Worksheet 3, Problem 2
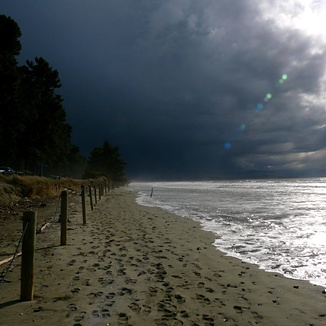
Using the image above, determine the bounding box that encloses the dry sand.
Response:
[1,187,326,326]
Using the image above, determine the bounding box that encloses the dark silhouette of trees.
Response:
[84,140,127,186]
[0,15,85,176]
[18,57,72,171]
[0,15,128,182]
[0,15,22,164]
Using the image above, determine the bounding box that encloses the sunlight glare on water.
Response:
[130,178,326,287]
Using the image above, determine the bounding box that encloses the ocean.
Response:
[130,179,326,288]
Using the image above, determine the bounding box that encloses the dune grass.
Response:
[0,175,108,206]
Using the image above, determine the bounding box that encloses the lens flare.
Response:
[223,74,287,150]
[256,103,263,111]
[224,142,231,150]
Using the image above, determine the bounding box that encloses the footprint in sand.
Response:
[179,310,189,318]
[101,309,110,318]
[174,294,186,304]
[195,293,211,305]
[197,282,205,288]
[148,286,159,296]
[92,310,100,318]
[205,287,215,293]
[128,302,141,313]
[213,297,226,307]
[87,291,104,298]
[90,308,110,318]
[73,311,86,322]
[202,314,215,324]
[118,312,129,324]
[105,300,116,307]
[98,277,114,286]
[117,267,126,276]
[67,303,78,311]
[251,311,263,320]
[71,288,80,294]
[118,287,133,296]
[82,279,90,286]
[233,305,249,314]
[125,277,137,284]
[91,245,100,249]
[142,305,152,315]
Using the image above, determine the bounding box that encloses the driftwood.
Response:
[1,221,50,266]
[0,252,22,266]
[37,222,51,234]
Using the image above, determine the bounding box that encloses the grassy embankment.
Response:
[0,174,107,207]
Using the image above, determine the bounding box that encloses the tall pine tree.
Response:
[84,140,127,185]
[0,15,22,164]
[0,15,85,177]
[18,57,72,172]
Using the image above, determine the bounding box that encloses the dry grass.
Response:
[0,175,108,207]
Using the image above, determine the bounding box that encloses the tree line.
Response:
[0,15,127,184]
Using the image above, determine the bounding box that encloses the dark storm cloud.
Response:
[2,0,326,179]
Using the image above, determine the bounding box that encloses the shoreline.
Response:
[133,180,326,290]
[1,187,326,325]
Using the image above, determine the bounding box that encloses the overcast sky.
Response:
[2,0,326,179]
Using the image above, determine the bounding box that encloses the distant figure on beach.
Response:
[150,188,154,197]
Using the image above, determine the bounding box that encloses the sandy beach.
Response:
[1,187,326,325]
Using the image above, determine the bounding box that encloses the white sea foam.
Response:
[130,179,326,287]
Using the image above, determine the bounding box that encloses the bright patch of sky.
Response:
[259,0,326,40]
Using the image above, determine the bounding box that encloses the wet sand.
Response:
[1,187,326,325]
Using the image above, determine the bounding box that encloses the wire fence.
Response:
[0,221,29,286]
[0,181,109,298]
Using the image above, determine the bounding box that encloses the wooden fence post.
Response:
[21,211,36,301]
[60,190,68,246]
[94,186,98,205]
[99,184,102,201]
[89,185,94,210]
[81,185,86,225]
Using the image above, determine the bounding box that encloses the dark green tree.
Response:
[59,144,86,178]
[84,140,127,185]
[0,15,86,177]
[18,57,72,172]
[0,15,22,163]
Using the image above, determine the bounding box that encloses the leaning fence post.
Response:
[81,185,86,225]
[89,185,94,210]
[60,190,68,246]
[21,211,36,301]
